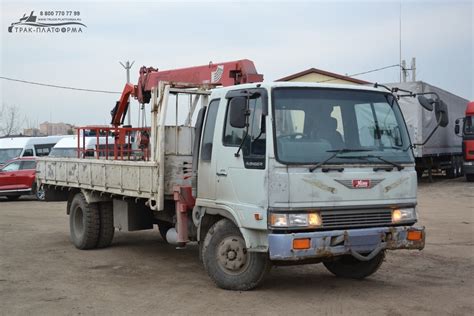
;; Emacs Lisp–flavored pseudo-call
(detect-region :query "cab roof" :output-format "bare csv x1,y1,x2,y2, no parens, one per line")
211,81,386,97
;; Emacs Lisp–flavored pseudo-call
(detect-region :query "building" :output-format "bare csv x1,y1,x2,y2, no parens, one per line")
276,68,370,85
39,122,74,136
23,128,41,136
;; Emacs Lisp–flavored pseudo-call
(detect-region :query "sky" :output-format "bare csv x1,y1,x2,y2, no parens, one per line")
0,0,473,128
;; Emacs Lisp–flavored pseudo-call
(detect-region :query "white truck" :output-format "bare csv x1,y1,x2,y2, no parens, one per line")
37,80,447,290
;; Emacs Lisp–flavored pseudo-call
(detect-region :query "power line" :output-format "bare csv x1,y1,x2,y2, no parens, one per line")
0,76,121,94
316,64,401,83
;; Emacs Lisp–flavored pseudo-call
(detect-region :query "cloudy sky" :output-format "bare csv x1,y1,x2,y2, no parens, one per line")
1,0,472,128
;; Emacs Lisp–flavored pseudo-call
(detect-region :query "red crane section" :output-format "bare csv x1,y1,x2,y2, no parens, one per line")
136,59,263,104
111,59,263,127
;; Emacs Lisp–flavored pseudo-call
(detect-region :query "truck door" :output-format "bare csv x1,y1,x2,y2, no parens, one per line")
197,99,220,201
214,91,268,219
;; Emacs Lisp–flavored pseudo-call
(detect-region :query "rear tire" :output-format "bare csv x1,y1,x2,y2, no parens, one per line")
323,251,385,279
96,202,114,248
201,218,270,291
466,174,474,182
69,193,100,250
6,195,20,201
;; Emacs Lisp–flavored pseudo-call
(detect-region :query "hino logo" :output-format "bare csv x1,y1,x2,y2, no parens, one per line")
352,179,371,188
334,179,384,189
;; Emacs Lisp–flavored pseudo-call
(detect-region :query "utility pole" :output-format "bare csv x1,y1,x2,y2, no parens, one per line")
401,59,407,82
119,60,135,126
411,57,416,81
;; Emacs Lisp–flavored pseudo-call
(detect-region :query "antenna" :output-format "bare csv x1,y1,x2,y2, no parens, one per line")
399,0,402,83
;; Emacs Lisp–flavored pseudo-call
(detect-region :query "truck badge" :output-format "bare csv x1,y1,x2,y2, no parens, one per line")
352,179,371,188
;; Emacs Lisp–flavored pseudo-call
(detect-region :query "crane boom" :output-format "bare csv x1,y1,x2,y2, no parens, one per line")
111,59,263,126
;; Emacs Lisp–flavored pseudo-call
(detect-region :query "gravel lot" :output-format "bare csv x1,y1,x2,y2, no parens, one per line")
1,177,473,315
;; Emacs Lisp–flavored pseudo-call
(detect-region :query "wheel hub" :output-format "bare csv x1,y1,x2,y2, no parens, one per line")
217,236,249,274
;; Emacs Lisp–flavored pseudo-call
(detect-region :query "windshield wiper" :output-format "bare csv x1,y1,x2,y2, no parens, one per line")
309,148,372,172
343,154,405,171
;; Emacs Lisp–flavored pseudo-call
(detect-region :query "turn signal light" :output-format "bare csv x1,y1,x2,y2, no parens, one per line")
293,238,311,250
407,230,423,241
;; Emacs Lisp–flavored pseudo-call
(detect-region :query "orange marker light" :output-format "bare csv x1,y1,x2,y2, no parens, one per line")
407,230,423,241
293,238,311,250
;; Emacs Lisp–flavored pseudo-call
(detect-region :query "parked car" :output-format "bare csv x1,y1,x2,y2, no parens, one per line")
0,157,43,201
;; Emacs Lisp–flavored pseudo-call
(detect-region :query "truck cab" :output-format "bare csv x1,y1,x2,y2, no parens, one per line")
456,101,474,181
194,82,424,289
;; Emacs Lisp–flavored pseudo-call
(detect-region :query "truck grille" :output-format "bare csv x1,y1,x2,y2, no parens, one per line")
320,209,392,229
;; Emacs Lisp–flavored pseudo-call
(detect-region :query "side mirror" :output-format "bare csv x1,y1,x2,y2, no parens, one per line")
454,119,460,135
418,95,434,111
229,97,248,128
435,99,449,127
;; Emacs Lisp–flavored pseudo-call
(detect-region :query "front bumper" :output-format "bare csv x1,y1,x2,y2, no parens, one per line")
463,161,474,175
268,226,425,261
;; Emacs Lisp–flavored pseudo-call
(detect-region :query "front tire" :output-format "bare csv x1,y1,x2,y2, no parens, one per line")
69,193,100,250
466,174,474,182
323,251,385,279
201,219,270,291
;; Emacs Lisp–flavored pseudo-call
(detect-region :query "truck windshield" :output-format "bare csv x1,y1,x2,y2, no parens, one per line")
463,116,473,135
0,148,23,165
272,88,414,165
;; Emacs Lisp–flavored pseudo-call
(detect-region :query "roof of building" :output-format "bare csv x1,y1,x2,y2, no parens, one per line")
276,68,370,84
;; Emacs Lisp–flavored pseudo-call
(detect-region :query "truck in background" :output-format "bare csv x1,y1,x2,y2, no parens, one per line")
455,101,474,182
387,82,467,181
36,60,448,290
0,136,64,167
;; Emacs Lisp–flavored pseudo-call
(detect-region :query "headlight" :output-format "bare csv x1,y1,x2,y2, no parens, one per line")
392,207,417,223
270,212,322,228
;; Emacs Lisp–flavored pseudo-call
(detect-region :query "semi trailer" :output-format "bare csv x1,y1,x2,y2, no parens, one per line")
387,81,467,180
36,61,448,290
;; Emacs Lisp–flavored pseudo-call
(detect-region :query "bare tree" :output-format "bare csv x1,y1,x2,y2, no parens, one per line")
0,104,24,137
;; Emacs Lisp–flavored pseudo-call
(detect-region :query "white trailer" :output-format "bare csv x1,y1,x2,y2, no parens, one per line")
387,81,468,179
37,81,436,290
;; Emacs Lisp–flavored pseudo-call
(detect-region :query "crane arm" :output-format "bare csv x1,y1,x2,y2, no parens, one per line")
110,83,136,127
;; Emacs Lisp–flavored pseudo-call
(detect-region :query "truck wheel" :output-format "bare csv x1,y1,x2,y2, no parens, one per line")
69,193,100,250
35,186,46,201
201,218,270,291
96,202,114,248
6,195,20,201
466,174,474,182
323,251,385,279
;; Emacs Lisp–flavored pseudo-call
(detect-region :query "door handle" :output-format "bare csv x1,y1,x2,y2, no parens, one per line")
216,170,227,177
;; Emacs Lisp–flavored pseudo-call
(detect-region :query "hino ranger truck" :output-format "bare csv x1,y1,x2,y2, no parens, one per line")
36,60,447,290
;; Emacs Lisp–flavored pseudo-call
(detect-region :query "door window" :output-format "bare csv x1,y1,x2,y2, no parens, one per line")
2,161,21,172
222,92,266,169
21,161,36,170
23,149,34,157
200,99,220,161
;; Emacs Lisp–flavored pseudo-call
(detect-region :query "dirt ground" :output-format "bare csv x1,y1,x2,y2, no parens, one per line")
1,177,473,315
